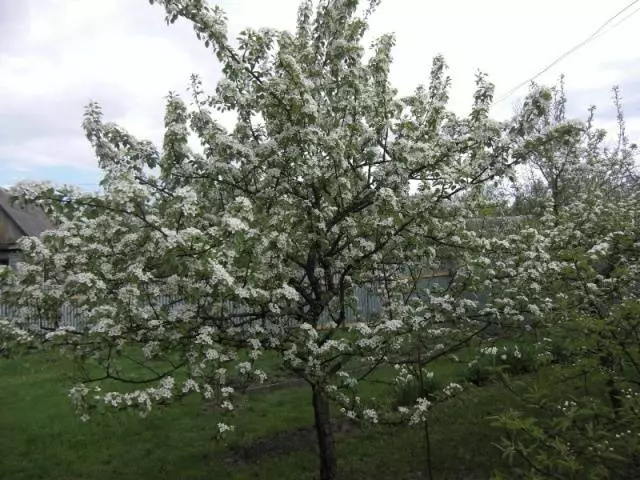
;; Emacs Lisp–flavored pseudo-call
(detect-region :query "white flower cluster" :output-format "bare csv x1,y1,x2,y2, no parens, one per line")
480,346,498,356
362,408,378,424
442,382,463,397
557,399,577,414
408,397,432,425
480,344,522,361
217,423,234,434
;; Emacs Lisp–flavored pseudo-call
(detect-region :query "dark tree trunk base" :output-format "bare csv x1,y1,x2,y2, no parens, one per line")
312,385,338,480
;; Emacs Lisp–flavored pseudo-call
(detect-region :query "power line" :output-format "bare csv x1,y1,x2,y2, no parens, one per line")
496,0,639,104
494,0,640,105
595,3,640,40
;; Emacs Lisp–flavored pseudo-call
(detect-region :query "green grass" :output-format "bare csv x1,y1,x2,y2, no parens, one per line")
0,345,566,480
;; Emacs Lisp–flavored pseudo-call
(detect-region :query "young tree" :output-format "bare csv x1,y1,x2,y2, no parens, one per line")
493,175,640,479
0,1,554,478
482,84,640,479
509,78,637,216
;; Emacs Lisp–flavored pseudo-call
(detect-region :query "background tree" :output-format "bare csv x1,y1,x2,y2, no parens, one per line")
508,77,637,217
484,84,640,479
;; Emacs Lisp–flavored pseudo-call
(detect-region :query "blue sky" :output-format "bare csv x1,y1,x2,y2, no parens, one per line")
1,0,639,191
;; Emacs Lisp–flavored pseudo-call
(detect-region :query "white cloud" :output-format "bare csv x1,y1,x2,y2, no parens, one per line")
0,136,97,170
364,0,640,117
0,0,638,177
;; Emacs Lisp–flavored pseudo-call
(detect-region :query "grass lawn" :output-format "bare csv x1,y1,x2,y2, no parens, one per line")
0,345,571,480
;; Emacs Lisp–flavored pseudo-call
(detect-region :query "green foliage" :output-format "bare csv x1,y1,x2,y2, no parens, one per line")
493,386,640,479
465,358,496,386
541,334,577,366
465,342,539,387
393,367,443,407
493,303,640,479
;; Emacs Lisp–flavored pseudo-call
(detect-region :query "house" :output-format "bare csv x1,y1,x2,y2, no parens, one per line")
0,188,54,267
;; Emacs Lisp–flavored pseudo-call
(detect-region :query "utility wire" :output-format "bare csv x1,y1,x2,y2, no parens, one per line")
595,3,640,40
494,0,640,105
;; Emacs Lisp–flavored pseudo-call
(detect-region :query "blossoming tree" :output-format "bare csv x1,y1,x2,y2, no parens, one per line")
0,1,556,478
475,81,640,478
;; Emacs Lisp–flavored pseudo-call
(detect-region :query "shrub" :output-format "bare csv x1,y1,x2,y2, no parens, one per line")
393,368,443,407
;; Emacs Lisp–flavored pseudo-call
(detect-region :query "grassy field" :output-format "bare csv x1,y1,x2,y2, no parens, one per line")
0,344,569,480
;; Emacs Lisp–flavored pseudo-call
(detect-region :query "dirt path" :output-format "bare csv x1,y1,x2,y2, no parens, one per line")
224,418,359,466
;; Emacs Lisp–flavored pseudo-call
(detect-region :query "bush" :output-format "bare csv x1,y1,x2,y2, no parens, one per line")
393,368,443,407
538,334,577,365
464,343,539,386
465,358,496,386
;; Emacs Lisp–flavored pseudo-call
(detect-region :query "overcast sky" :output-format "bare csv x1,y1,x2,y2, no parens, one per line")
1,0,639,190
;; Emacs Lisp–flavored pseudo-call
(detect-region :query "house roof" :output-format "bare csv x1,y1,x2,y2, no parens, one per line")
0,188,54,237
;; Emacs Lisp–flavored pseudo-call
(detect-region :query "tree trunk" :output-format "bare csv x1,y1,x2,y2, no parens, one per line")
312,385,338,480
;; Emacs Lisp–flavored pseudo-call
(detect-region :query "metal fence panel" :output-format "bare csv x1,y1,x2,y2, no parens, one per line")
0,277,454,331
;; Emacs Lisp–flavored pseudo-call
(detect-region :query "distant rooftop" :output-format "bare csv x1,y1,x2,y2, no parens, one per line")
0,188,54,238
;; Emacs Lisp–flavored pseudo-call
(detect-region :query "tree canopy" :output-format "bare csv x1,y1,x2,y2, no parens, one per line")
1,1,638,479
